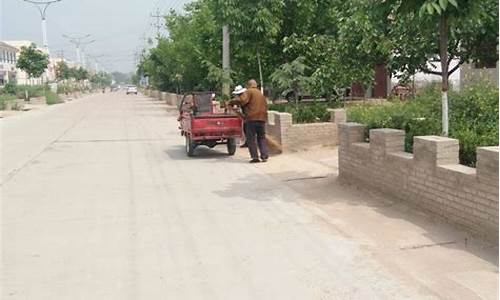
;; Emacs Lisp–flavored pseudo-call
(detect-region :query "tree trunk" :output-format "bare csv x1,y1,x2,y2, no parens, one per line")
222,25,231,99
439,14,449,136
257,48,264,94
293,86,299,109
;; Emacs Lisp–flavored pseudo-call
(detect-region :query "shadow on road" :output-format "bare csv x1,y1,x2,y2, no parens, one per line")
165,145,245,162
213,169,499,266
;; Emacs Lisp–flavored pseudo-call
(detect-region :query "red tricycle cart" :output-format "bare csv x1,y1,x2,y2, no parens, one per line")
178,92,243,157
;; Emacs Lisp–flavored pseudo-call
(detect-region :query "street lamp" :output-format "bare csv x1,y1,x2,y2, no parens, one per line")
79,39,95,68
86,54,105,73
62,34,93,67
22,0,63,52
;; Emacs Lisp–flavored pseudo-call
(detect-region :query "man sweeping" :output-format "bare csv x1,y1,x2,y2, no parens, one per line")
229,79,269,163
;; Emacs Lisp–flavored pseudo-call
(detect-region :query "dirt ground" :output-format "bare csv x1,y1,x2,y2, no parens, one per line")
249,146,499,299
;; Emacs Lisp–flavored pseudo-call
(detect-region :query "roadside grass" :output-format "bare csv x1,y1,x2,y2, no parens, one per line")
15,85,46,99
45,91,63,105
0,95,17,110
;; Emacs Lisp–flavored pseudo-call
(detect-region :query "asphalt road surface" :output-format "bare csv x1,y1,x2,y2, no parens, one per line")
1,92,497,299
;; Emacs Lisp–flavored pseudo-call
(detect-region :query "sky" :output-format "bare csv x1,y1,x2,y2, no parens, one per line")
1,0,192,73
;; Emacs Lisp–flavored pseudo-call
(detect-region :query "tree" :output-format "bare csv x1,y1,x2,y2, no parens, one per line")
90,72,112,87
16,43,49,85
270,57,312,106
111,72,131,84
387,0,498,136
74,67,89,82
55,61,70,82
137,0,497,111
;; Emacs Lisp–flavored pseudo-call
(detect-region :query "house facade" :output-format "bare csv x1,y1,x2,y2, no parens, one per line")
0,42,18,86
460,62,499,88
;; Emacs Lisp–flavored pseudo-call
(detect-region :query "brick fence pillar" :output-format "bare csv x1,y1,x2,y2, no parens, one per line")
328,108,346,124
413,136,459,168
369,128,405,159
275,112,292,152
477,146,499,186
338,123,366,150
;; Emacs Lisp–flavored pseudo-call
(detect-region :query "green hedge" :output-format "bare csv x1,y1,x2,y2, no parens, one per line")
347,81,499,166
268,101,342,123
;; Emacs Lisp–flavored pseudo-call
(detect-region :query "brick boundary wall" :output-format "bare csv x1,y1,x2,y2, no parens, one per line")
145,90,181,107
266,109,346,152
339,123,499,241
165,93,181,107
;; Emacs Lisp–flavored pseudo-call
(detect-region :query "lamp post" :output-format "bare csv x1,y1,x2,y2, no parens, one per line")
62,34,93,67
79,40,95,68
22,0,63,52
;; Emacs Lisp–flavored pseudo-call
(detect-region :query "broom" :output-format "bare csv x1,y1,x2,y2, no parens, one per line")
225,103,282,153
265,134,282,153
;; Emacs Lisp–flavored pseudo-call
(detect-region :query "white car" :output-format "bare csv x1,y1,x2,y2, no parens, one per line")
126,86,138,95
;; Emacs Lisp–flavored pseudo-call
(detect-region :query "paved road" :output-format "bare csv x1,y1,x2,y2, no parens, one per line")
1,92,497,299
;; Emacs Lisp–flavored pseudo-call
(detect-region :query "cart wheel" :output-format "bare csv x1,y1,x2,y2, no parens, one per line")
227,138,236,156
185,136,195,157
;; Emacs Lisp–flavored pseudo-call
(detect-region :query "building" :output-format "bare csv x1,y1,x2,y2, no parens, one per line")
3,40,49,85
460,61,498,88
0,41,18,86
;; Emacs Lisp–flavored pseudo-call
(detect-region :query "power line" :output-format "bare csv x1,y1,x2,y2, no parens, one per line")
150,7,166,39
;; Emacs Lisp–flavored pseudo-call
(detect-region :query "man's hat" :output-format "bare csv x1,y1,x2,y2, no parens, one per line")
232,85,246,95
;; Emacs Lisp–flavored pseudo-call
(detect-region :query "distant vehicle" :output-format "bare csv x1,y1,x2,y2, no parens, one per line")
126,85,138,95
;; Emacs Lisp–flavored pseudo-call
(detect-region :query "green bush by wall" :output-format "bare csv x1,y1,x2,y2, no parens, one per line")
347,81,498,166
268,101,342,123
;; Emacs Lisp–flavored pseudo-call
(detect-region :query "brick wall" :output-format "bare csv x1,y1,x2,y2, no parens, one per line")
146,90,181,106
160,92,167,101
339,123,499,241
165,93,181,106
150,90,159,99
266,109,346,152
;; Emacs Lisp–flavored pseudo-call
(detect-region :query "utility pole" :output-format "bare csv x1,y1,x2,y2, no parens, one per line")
22,0,63,52
80,40,95,69
59,49,64,59
63,34,94,67
86,54,104,73
150,8,165,41
222,25,230,98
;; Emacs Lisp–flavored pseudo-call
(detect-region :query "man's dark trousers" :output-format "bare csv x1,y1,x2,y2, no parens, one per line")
245,120,269,160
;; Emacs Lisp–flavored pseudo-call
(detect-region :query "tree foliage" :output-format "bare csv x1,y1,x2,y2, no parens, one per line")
137,0,498,98
90,72,112,87
16,43,49,80
55,61,71,81
270,56,312,104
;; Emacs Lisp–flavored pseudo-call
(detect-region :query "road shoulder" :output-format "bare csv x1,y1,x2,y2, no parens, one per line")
251,146,499,300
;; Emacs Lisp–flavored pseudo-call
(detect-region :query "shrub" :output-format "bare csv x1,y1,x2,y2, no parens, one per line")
1,82,18,95
0,94,17,110
347,81,499,166
45,91,63,105
57,84,76,95
449,81,498,166
268,101,342,123
15,85,46,99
